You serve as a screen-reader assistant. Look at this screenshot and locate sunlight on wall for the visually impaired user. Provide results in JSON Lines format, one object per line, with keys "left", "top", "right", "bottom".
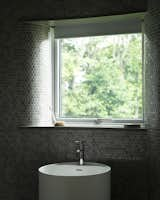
{"left": 38, "top": 39, "right": 52, "bottom": 125}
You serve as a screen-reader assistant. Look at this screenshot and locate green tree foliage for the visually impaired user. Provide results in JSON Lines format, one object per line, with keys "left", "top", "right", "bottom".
{"left": 60, "top": 33, "right": 142, "bottom": 119}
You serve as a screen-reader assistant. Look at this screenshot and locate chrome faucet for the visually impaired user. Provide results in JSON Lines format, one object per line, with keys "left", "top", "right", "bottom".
{"left": 75, "top": 140, "right": 84, "bottom": 165}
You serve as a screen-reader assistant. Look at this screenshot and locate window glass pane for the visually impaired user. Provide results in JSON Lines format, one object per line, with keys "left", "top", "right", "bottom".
{"left": 59, "top": 33, "right": 142, "bottom": 119}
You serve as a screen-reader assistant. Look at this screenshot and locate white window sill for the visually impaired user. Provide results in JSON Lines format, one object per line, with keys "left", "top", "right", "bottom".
{"left": 54, "top": 123, "right": 145, "bottom": 129}
{"left": 20, "top": 123, "right": 146, "bottom": 129}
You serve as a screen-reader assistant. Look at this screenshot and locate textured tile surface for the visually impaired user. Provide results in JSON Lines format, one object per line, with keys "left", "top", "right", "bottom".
{"left": 144, "top": 0, "right": 160, "bottom": 200}
{"left": 0, "top": 128, "right": 148, "bottom": 200}
{"left": 0, "top": 1, "right": 149, "bottom": 200}
{"left": 144, "top": 9, "right": 160, "bottom": 128}
{"left": 15, "top": 23, "right": 52, "bottom": 126}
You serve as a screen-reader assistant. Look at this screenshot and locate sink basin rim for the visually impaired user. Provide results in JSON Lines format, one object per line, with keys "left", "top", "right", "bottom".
{"left": 39, "top": 162, "right": 111, "bottom": 177}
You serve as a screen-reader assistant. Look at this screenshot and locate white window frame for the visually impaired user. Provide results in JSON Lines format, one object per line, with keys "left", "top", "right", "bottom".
{"left": 51, "top": 13, "right": 145, "bottom": 126}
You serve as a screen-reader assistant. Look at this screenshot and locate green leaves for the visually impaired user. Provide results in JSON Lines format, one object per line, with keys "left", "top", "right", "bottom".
{"left": 60, "top": 34, "right": 142, "bottom": 119}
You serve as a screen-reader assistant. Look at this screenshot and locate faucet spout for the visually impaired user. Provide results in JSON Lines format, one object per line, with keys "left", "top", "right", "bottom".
{"left": 75, "top": 140, "right": 84, "bottom": 165}
{"left": 80, "top": 158, "right": 84, "bottom": 165}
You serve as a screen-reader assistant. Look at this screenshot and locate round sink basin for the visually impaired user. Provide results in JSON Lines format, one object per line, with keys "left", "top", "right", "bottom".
{"left": 39, "top": 162, "right": 111, "bottom": 200}
{"left": 39, "top": 162, "right": 110, "bottom": 176}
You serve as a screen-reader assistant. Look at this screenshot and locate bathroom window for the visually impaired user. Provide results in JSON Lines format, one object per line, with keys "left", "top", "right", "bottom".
{"left": 52, "top": 13, "right": 144, "bottom": 125}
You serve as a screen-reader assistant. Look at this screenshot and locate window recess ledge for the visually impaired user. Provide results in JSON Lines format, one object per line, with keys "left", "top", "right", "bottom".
{"left": 53, "top": 122, "right": 146, "bottom": 129}
{"left": 53, "top": 124, "right": 146, "bottom": 130}
{"left": 20, "top": 123, "right": 147, "bottom": 130}
{"left": 50, "top": 118, "right": 145, "bottom": 129}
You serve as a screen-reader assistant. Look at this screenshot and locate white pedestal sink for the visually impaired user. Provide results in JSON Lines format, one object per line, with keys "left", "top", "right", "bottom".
{"left": 39, "top": 162, "right": 111, "bottom": 200}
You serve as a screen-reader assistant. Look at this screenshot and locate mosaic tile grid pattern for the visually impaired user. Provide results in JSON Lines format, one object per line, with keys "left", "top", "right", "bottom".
{"left": 15, "top": 23, "right": 52, "bottom": 126}
{"left": 0, "top": 1, "right": 149, "bottom": 200}
{"left": 148, "top": 129, "right": 160, "bottom": 200}
{"left": 0, "top": 128, "right": 148, "bottom": 200}
{"left": 144, "top": 0, "right": 160, "bottom": 199}
{"left": 144, "top": 9, "right": 160, "bottom": 128}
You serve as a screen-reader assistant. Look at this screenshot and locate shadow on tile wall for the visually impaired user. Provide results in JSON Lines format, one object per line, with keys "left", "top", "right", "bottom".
{"left": 0, "top": 1, "right": 149, "bottom": 200}
{"left": 144, "top": 0, "right": 160, "bottom": 199}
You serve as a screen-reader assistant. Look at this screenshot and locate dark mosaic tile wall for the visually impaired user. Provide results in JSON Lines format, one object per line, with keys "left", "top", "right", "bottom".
{"left": 144, "top": 7, "right": 160, "bottom": 128}
{"left": 144, "top": 0, "right": 160, "bottom": 199}
{"left": 0, "top": 128, "right": 148, "bottom": 200}
{"left": 148, "top": 129, "right": 160, "bottom": 200}
{"left": 0, "top": 1, "right": 149, "bottom": 200}
{"left": 15, "top": 23, "right": 52, "bottom": 126}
